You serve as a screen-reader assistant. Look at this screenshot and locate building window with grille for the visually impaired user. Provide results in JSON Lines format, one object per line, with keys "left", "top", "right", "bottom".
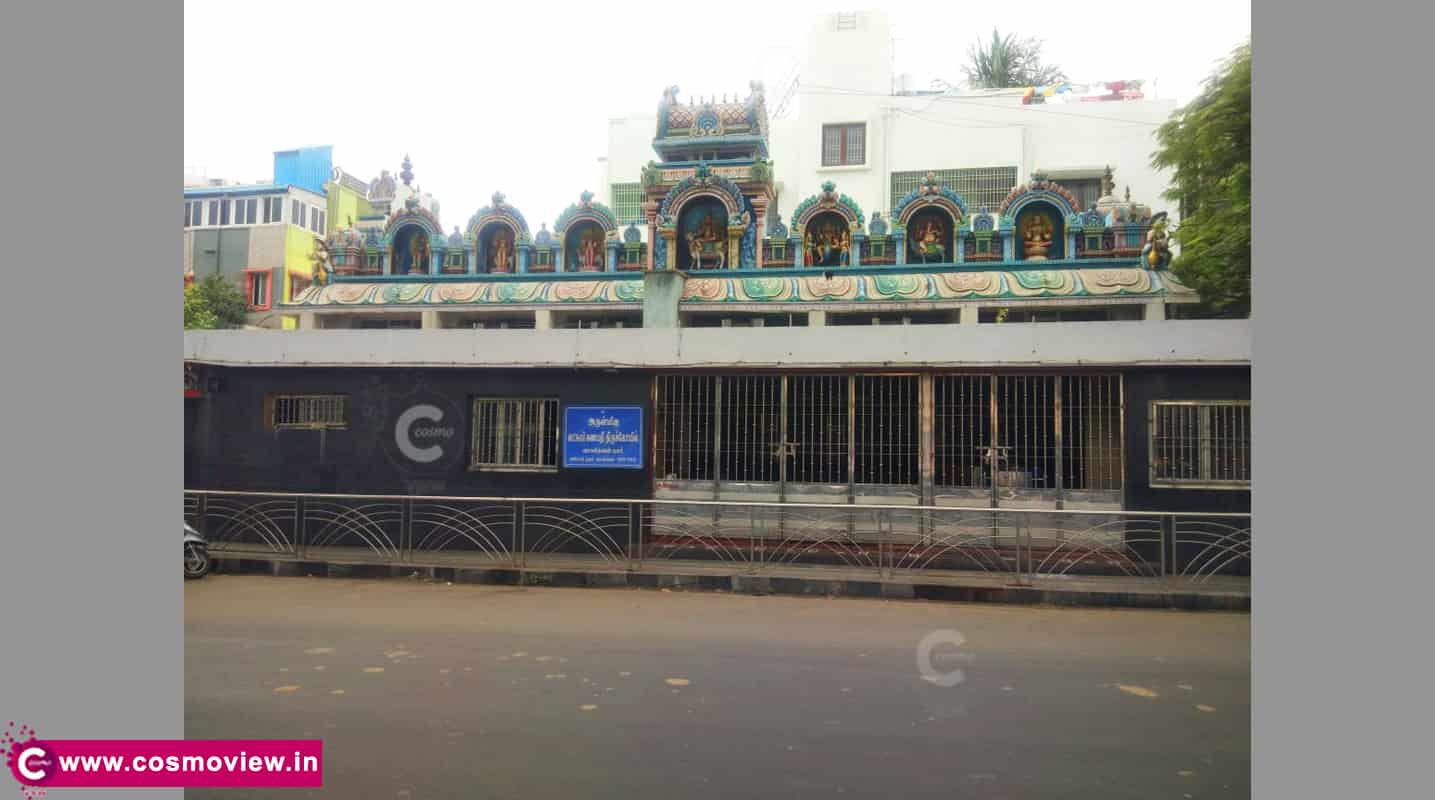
{"left": 263, "top": 196, "right": 283, "bottom": 223}
{"left": 1149, "top": 401, "right": 1251, "bottom": 488}
{"left": 821, "top": 123, "right": 866, "bottom": 167}
{"left": 471, "top": 398, "right": 560, "bottom": 472}
{"left": 890, "top": 168, "right": 1019, "bottom": 216}
{"left": 268, "top": 394, "right": 348, "bottom": 431}
{"left": 291, "top": 199, "right": 304, "bottom": 227}
{"left": 1063, "top": 177, "right": 1103, "bottom": 212}
{"left": 610, "top": 182, "right": 643, "bottom": 224}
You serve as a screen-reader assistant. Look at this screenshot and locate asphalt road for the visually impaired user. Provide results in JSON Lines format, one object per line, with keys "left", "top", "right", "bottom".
{"left": 185, "top": 575, "right": 1250, "bottom": 799}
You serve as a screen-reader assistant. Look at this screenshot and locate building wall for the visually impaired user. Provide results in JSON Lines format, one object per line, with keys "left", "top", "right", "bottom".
{"left": 186, "top": 359, "right": 1250, "bottom": 518}
{"left": 604, "top": 9, "right": 1176, "bottom": 229}
{"left": 186, "top": 366, "right": 654, "bottom": 499}
{"left": 282, "top": 224, "right": 319, "bottom": 303}
{"left": 326, "top": 180, "right": 372, "bottom": 235}
{"left": 1122, "top": 366, "right": 1251, "bottom": 514}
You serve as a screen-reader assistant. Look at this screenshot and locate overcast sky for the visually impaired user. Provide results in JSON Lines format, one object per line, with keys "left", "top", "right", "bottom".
{"left": 184, "top": 0, "right": 1249, "bottom": 231}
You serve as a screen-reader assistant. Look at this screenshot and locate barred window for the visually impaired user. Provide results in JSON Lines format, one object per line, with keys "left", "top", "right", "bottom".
{"left": 822, "top": 124, "right": 865, "bottom": 166}
{"left": 1150, "top": 401, "right": 1251, "bottom": 488}
{"left": 1064, "top": 177, "right": 1103, "bottom": 213}
{"left": 610, "top": 183, "right": 644, "bottom": 224}
{"left": 471, "top": 398, "right": 560, "bottom": 471}
{"left": 890, "top": 167, "right": 1018, "bottom": 216}
{"left": 270, "top": 394, "right": 347, "bottom": 430}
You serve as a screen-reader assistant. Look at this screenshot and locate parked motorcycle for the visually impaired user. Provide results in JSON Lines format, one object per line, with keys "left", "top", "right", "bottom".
{"left": 184, "top": 522, "right": 211, "bottom": 579}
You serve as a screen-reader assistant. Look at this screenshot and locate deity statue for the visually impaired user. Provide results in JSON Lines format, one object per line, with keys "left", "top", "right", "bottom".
{"left": 806, "top": 222, "right": 850, "bottom": 267}
{"left": 309, "top": 238, "right": 333, "bottom": 286}
{"left": 490, "top": 232, "right": 513, "bottom": 272}
{"left": 1142, "top": 212, "right": 1172, "bottom": 269}
{"left": 578, "top": 232, "right": 603, "bottom": 270}
{"left": 408, "top": 232, "right": 430, "bottom": 274}
{"left": 1022, "top": 214, "right": 1054, "bottom": 260}
{"left": 909, "top": 218, "right": 946, "bottom": 263}
{"left": 685, "top": 211, "right": 724, "bottom": 269}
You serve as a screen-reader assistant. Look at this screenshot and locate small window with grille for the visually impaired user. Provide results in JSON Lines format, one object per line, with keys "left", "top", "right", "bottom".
{"left": 821, "top": 123, "right": 866, "bottom": 167}
{"left": 269, "top": 394, "right": 348, "bottom": 430}
{"left": 890, "top": 168, "right": 1018, "bottom": 216}
{"left": 1149, "top": 401, "right": 1251, "bottom": 488}
{"left": 610, "top": 183, "right": 644, "bottom": 224}
{"left": 471, "top": 398, "right": 560, "bottom": 472}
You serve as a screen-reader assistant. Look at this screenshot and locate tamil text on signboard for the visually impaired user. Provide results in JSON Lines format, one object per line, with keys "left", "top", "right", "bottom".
{"left": 562, "top": 406, "right": 643, "bottom": 469}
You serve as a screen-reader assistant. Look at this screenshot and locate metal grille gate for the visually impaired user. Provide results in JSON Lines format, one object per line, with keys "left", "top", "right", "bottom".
{"left": 657, "top": 373, "right": 1123, "bottom": 510}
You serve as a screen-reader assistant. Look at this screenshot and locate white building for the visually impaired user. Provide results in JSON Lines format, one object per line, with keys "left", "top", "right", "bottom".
{"left": 602, "top": 9, "right": 1177, "bottom": 240}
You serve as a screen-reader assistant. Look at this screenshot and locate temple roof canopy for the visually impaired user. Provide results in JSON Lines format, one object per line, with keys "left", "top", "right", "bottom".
{"left": 653, "top": 82, "right": 770, "bottom": 163}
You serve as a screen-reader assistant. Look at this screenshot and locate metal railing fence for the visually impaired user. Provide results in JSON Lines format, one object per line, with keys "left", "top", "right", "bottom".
{"left": 184, "top": 490, "right": 1249, "bottom": 587}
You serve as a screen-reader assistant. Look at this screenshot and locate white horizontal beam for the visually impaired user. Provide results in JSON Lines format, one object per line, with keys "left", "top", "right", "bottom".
{"left": 184, "top": 320, "right": 1250, "bottom": 370}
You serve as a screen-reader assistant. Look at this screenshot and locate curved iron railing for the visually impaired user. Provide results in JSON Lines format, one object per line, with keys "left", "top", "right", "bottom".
{"left": 184, "top": 490, "right": 1249, "bottom": 587}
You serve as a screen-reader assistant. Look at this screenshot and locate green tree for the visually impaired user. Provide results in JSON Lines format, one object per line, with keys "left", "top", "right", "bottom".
{"left": 963, "top": 29, "right": 1066, "bottom": 90}
{"left": 184, "top": 273, "right": 249, "bottom": 329}
{"left": 1151, "top": 41, "right": 1251, "bottom": 317}
{"left": 183, "top": 281, "right": 217, "bottom": 329}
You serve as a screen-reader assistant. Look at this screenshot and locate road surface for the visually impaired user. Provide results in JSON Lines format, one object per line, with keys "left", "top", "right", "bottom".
{"left": 185, "top": 575, "right": 1249, "bottom": 799}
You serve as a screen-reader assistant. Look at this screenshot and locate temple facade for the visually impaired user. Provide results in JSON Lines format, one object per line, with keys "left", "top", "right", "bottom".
{"left": 281, "top": 80, "right": 1188, "bottom": 332}
{"left": 184, "top": 82, "right": 1248, "bottom": 528}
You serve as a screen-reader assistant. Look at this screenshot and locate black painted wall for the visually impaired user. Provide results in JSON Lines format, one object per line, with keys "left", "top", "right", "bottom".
{"left": 1122, "top": 366, "right": 1252, "bottom": 514}
{"left": 186, "top": 366, "right": 653, "bottom": 499}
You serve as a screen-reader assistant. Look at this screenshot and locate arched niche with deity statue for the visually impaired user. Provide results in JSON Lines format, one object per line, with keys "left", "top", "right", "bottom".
{"left": 652, "top": 164, "right": 754, "bottom": 271}
{"left": 893, "top": 171, "right": 966, "bottom": 265}
{"left": 803, "top": 210, "right": 851, "bottom": 267}
{"left": 555, "top": 190, "right": 619, "bottom": 272}
{"left": 677, "top": 196, "right": 728, "bottom": 270}
{"left": 791, "top": 180, "right": 864, "bottom": 267}
{"left": 998, "top": 174, "right": 1080, "bottom": 262}
{"left": 467, "top": 191, "right": 531, "bottom": 274}
{"left": 383, "top": 196, "right": 444, "bottom": 275}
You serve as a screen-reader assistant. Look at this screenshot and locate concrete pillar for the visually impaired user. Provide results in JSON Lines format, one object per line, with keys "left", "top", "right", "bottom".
{"left": 468, "top": 241, "right": 478, "bottom": 274}
{"left": 959, "top": 305, "right": 980, "bottom": 325}
{"left": 808, "top": 309, "right": 827, "bottom": 327}
{"left": 534, "top": 309, "right": 554, "bottom": 330}
{"left": 661, "top": 230, "right": 678, "bottom": 270}
{"left": 850, "top": 232, "right": 863, "bottom": 267}
{"left": 894, "top": 230, "right": 906, "bottom": 265}
{"left": 421, "top": 310, "right": 442, "bottom": 330}
{"left": 790, "top": 235, "right": 804, "bottom": 267}
{"left": 297, "top": 312, "right": 319, "bottom": 330}
{"left": 606, "top": 241, "right": 619, "bottom": 272}
{"left": 517, "top": 244, "right": 530, "bottom": 274}
{"left": 642, "top": 270, "right": 685, "bottom": 329}
{"left": 1143, "top": 300, "right": 1166, "bottom": 322}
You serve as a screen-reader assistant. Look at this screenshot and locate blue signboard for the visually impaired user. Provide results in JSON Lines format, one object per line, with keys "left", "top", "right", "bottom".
{"left": 562, "top": 406, "right": 644, "bottom": 470}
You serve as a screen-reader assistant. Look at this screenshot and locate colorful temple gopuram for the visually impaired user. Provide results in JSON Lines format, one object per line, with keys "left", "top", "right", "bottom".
{"left": 286, "top": 83, "right": 1190, "bottom": 330}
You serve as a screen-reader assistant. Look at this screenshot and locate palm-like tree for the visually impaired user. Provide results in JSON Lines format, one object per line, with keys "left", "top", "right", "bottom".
{"left": 963, "top": 29, "right": 1067, "bottom": 89}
